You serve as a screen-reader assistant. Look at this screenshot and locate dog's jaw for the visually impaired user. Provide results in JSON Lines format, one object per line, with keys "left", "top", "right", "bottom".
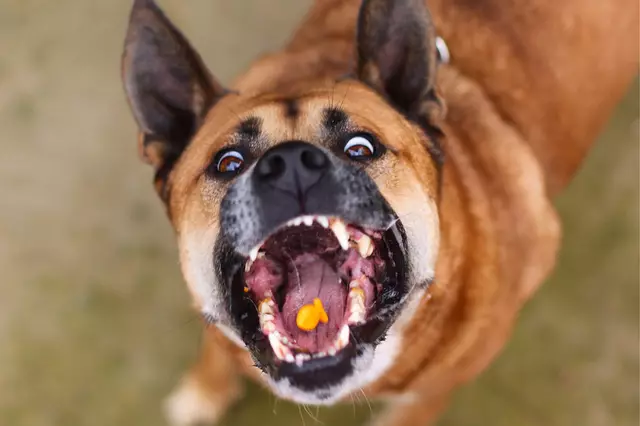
{"left": 264, "top": 330, "right": 403, "bottom": 405}
{"left": 176, "top": 194, "right": 439, "bottom": 403}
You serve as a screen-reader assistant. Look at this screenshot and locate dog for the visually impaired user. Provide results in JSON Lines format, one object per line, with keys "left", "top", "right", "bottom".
{"left": 121, "top": 0, "right": 638, "bottom": 424}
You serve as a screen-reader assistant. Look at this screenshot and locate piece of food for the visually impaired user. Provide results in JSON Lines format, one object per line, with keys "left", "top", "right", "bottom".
{"left": 296, "top": 298, "right": 328, "bottom": 331}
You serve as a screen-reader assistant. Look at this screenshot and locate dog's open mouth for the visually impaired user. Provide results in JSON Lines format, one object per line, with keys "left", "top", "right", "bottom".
{"left": 238, "top": 215, "right": 406, "bottom": 367}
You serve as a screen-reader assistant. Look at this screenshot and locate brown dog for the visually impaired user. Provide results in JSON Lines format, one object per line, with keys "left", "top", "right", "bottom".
{"left": 121, "top": 0, "right": 638, "bottom": 424}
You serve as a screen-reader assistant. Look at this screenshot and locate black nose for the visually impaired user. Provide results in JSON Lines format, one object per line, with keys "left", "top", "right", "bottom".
{"left": 254, "top": 141, "right": 329, "bottom": 196}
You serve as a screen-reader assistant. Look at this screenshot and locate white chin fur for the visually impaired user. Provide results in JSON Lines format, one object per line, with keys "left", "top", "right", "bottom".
{"left": 264, "top": 329, "right": 403, "bottom": 405}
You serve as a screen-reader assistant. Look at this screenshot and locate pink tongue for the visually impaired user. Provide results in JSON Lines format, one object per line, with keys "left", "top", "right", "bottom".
{"left": 282, "top": 254, "right": 346, "bottom": 352}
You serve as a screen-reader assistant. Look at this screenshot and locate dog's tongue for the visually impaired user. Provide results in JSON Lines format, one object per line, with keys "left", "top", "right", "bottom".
{"left": 282, "top": 254, "right": 346, "bottom": 352}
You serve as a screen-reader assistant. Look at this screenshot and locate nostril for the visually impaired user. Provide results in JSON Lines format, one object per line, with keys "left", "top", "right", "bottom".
{"left": 258, "top": 155, "right": 286, "bottom": 180}
{"left": 301, "top": 149, "right": 328, "bottom": 170}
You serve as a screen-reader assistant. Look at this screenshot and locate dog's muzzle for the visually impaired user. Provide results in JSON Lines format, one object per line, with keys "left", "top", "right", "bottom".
{"left": 214, "top": 141, "right": 410, "bottom": 392}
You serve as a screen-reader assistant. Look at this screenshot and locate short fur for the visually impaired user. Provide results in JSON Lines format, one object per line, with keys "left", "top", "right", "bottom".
{"left": 121, "top": 0, "right": 638, "bottom": 424}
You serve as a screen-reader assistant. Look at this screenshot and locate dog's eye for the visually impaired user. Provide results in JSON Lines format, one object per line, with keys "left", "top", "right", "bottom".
{"left": 216, "top": 150, "right": 245, "bottom": 174}
{"left": 344, "top": 135, "right": 376, "bottom": 159}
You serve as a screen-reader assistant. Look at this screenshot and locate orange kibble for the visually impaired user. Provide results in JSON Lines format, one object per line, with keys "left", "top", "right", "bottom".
{"left": 296, "top": 298, "right": 328, "bottom": 331}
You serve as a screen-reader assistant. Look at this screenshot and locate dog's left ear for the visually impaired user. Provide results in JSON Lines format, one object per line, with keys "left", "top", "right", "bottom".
{"left": 122, "top": 0, "right": 227, "bottom": 176}
{"left": 356, "top": 0, "right": 443, "bottom": 126}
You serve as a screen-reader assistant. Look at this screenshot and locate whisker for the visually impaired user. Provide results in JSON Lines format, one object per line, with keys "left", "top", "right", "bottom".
{"left": 350, "top": 395, "right": 357, "bottom": 418}
{"left": 384, "top": 209, "right": 429, "bottom": 231}
{"left": 337, "top": 81, "right": 352, "bottom": 111}
{"left": 360, "top": 388, "right": 373, "bottom": 417}
{"left": 329, "top": 80, "right": 337, "bottom": 110}
{"left": 298, "top": 405, "right": 307, "bottom": 426}
{"left": 303, "top": 404, "right": 322, "bottom": 424}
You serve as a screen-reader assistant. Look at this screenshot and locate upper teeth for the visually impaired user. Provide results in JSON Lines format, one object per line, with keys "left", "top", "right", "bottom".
{"left": 357, "top": 234, "right": 374, "bottom": 258}
{"left": 285, "top": 215, "right": 331, "bottom": 229}
{"left": 316, "top": 216, "right": 329, "bottom": 228}
{"left": 336, "top": 324, "right": 350, "bottom": 349}
{"left": 246, "top": 217, "right": 374, "bottom": 263}
{"left": 249, "top": 246, "right": 260, "bottom": 262}
{"left": 330, "top": 219, "right": 350, "bottom": 251}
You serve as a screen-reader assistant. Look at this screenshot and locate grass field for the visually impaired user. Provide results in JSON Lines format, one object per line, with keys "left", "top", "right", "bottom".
{"left": 0, "top": 1, "right": 637, "bottom": 425}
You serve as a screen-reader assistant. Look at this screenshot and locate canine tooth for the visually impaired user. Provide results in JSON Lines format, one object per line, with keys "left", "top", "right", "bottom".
{"left": 268, "top": 333, "right": 293, "bottom": 362}
{"left": 316, "top": 216, "right": 329, "bottom": 228}
{"left": 357, "top": 234, "right": 374, "bottom": 258}
{"left": 269, "top": 333, "right": 285, "bottom": 359}
{"left": 351, "top": 296, "right": 365, "bottom": 311}
{"left": 330, "top": 220, "right": 350, "bottom": 251}
{"left": 302, "top": 216, "right": 314, "bottom": 226}
{"left": 348, "top": 311, "right": 365, "bottom": 325}
{"left": 328, "top": 347, "right": 337, "bottom": 356}
{"left": 249, "top": 246, "right": 260, "bottom": 262}
{"left": 349, "top": 301, "right": 365, "bottom": 314}
{"left": 292, "top": 217, "right": 303, "bottom": 226}
{"left": 336, "top": 324, "right": 350, "bottom": 349}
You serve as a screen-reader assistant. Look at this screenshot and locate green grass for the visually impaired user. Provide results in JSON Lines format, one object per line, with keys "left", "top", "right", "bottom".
{"left": 0, "top": 0, "right": 637, "bottom": 425}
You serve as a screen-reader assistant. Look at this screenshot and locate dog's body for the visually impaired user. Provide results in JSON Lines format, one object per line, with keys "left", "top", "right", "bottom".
{"left": 121, "top": 0, "right": 638, "bottom": 424}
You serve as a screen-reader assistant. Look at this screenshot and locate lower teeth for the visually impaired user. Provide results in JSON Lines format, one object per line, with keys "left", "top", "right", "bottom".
{"left": 262, "top": 323, "right": 352, "bottom": 363}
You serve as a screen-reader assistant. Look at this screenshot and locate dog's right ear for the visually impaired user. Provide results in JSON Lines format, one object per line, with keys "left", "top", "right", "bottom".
{"left": 122, "top": 0, "right": 227, "bottom": 174}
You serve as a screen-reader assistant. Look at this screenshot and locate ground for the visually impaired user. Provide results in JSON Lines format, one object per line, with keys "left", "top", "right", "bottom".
{"left": 0, "top": 0, "right": 637, "bottom": 425}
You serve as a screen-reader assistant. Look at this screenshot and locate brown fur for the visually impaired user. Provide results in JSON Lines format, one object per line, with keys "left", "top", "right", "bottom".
{"left": 123, "top": 0, "right": 638, "bottom": 424}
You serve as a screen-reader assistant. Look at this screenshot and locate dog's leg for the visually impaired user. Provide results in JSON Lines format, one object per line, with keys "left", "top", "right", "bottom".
{"left": 370, "top": 393, "right": 450, "bottom": 426}
{"left": 165, "top": 330, "right": 243, "bottom": 426}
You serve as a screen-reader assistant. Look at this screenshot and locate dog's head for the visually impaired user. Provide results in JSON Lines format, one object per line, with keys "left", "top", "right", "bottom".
{"left": 122, "top": 0, "right": 442, "bottom": 404}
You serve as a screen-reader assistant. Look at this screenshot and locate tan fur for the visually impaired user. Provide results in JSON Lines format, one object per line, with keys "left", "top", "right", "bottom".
{"left": 126, "top": 0, "right": 638, "bottom": 424}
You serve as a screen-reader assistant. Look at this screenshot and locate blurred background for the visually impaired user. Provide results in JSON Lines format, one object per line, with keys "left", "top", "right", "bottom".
{"left": 0, "top": 0, "right": 637, "bottom": 425}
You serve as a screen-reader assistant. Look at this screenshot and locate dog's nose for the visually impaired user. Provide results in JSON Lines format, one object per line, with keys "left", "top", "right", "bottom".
{"left": 254, "top": 141, "right": 329, "bottom": 196}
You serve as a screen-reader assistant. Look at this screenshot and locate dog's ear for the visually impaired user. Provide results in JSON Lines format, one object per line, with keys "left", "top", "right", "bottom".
{"left": 356, "top": 0, "right": 443, "bottom": 126}
{"left": 122, "top": 0, "right": 227, "bottom": 176}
